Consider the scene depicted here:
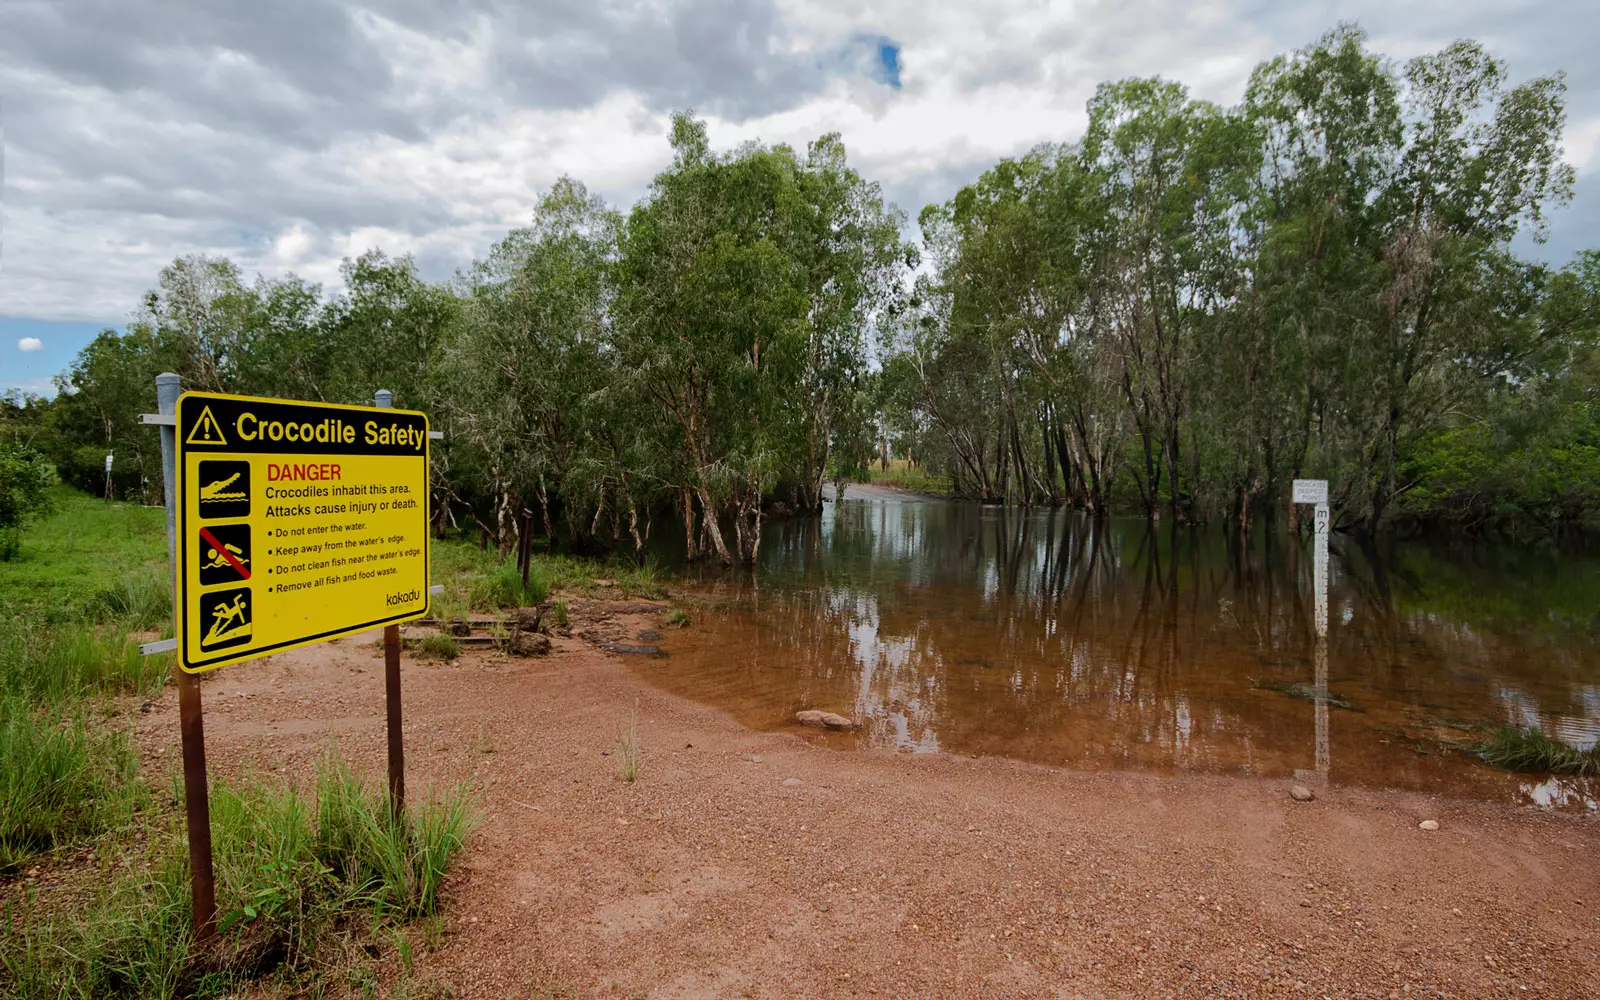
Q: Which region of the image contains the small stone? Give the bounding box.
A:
[1419,819,1440,831]
[750,754,764,763]
[1289,784,1315,802]
[795,709,855,730]
[781,777,804,788]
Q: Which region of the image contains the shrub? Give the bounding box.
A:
[0,444,55,561]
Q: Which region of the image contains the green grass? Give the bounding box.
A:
[0,488,168,624]
[663,608,690,629]
[89,571,172,631]
[1476,726,1600,776]
[865,461,953,496]
[429,534,667,610]
[0,622,169,706]
[0,753,479,999]
[411,633,460,662]
[0,700,145,873]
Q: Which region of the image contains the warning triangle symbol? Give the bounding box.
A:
[186,406,229,446]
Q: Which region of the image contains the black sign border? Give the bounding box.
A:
[176,391,431,672]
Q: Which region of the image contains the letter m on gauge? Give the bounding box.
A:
[174,391,431,673]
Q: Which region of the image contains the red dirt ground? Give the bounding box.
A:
[137,598,1600,999]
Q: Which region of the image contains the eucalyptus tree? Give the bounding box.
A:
[613,114,904,564]
[448,178,623,552]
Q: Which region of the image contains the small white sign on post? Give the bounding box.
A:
[1291,480,1330,638]
[1291,479,1327,505]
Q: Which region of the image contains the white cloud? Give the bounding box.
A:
[17,337,44,352]
[0,0,1594,323]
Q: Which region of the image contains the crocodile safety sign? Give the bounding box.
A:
[174,392,430,672]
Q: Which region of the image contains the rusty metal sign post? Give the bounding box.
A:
[375,389,406,820]
[145,376,439,939]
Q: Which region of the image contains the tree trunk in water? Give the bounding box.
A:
[695,483,734,565]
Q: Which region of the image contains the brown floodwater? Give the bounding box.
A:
[638,487,1600,810]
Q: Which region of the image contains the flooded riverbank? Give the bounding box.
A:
[644,486,1600,809]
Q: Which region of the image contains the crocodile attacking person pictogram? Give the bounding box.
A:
[199,587,253,650]
[196,460,250,519]
[197,523,251,586]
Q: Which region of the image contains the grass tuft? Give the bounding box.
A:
[0,699,144,872]
[615,702,641,783]
[663,608,690,629]
[313,754,478,919]
[475,562,548,609]
[90,571,172,630]
[412,634,461,662]
[1476,726,1600,776]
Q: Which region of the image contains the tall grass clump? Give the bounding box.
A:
[412,633,461,662]
[314,755,478,918]
[0,754,478,998]
[1476,726,1600,776]
[478,561,548,609]
[0,699,142,872]
[90,570,172,630]
[0,836,193,1000]
[0,623,165,704]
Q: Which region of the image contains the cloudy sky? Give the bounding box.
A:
[2,0,1595,393]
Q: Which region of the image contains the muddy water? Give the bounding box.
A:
[643,487,1600,809]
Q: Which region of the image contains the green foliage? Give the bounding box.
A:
[1476,727,1600,776]
[16,24,1599,546]
[0,700,143,872]
[312,755,478,919]
[412,634,460,662]
[481,562,548,609]
[881,26,1585,532]
[0,444,56,560]
[663,608,690,629]
[90,571,173,631]
[0,489,169,624]
[0,755,478,998]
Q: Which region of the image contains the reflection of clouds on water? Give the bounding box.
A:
[1520,777,1599,810]
[664,493,1600,806]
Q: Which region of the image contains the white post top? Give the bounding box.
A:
[1292,479,1328,505]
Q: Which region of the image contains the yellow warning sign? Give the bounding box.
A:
[174,391,430,673]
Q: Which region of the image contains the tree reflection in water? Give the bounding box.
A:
[653,492,1600,808]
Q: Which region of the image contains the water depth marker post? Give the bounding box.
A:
[145,376,442,939]
[1292,479,1331,779]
